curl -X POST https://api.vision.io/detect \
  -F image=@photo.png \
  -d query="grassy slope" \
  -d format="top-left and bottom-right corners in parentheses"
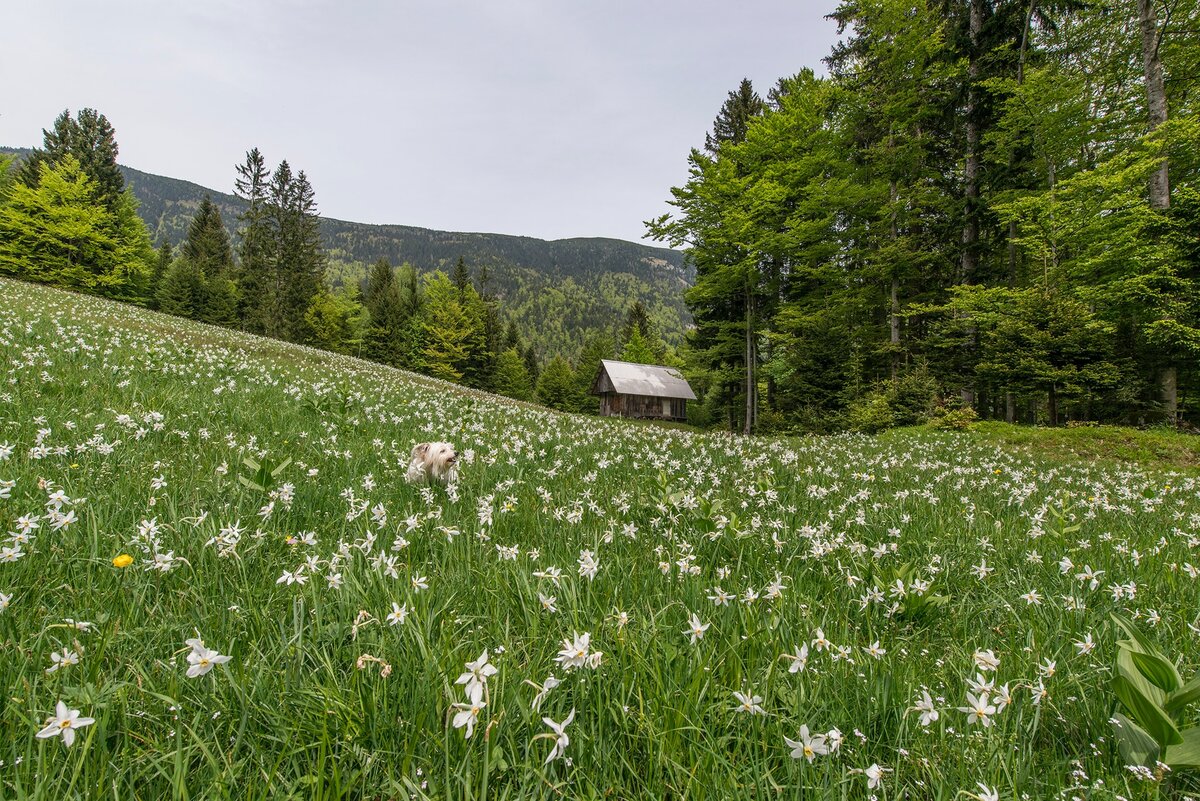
top-left (2, 278), bottom-right (1200, 799)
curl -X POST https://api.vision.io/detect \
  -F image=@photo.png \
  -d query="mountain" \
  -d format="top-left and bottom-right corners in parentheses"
top-left (0, 148), bottom-right (691, 356)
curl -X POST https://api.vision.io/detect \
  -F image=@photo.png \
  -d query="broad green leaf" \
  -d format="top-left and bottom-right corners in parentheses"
top-left (1117, 648), bottom-right (1166, 706)
top-left (1131, 650), bottom-right (1183, 693)
top-left (1165, 726), bottom-right (1200, 769)
top-left (1112, 713), bottom-right (1159, 767)
top-left (1166, 672), bottom-right (1200, 715)
top-left (1112, 673), bottom-right (1182, 747)
top-left (1112, 613), bottom-right (1169, 663)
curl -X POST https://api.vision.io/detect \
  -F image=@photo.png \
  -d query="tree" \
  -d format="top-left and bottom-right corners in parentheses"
top-left (362, 258), bottom-right (408, 365)
top-left (19, 109), bottom-right (124, 212)
top-left (149, 242), bottom-right (173, 308)
top-left (452, 256), bottom-right (471, 295)
top-left (419, 271), bottom-right (474, 382)
top-left (306, 287), bottom-right (365, 354)
top-left (536, 355), bottom-right (581, 411)
top-left (620, 325), bottom-right (659, 365)
top-left (0, 156), bottom-right (146, 297)
top-left (491, 348), bottom-right (534, 401)
top-left (156, 257), bottom-right (206, 319)
top-left (234, 148), bottom-right (273, 333)
top-left (574, 331), bottom-right (615, 412)
top-left (704, 79), bottom-right (765, 155)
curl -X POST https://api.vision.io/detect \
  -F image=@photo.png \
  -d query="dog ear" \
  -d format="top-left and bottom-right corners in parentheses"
top-left (412, 443), bottom-right (429, 459)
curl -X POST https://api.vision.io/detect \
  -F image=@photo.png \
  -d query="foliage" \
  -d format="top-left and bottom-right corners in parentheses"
top-left (1109, 613), bottom-right (1200, 770)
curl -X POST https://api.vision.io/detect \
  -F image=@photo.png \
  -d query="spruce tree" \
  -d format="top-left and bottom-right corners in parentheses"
top-left (149, 242), bottom-right (173, 309)
top-left (536, 355), bottom-right (581, 411)
top-left (703, 79), bottom-right (765, 155)
top-left (19, 109), bottom-right (124, 212)
top-left (234, 148), bottom-right (272, 333)
top-left (363, 259), bottom-right (407, 365)
top-left (156, 257), bottom-right (206, 319)
top-left (491, 347), bottom-right (534, 401)
top-left (452, 256), bottom-right (471, 295)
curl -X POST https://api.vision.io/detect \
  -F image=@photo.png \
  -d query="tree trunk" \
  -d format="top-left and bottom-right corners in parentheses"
top-left (743, 289), bottom-right (755, 436)
top-left (1137, 0), bottom-right (1177, 424)
top-left (890, 181), bottom-right (902, 380)
top-left (1138, 0), bottom-right (1170, 209)
top-left (960, 0), bottom-right (984, 285)
top-left (1005, 392), bottom-right (1015, 423)
top-left (958, 0), bottom-right (984, 411)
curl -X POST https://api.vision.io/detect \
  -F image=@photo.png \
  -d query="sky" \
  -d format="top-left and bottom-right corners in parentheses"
top-left (1, 1), bottom-right (841, 244)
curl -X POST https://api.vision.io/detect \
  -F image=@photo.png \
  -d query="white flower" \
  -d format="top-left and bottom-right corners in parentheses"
top-left (733, 690), bottom-right (765, 715)
top-left (974, 783), bottom-right (999, 801)
top-left (864, 763), bottom-right (887, 790)
top-left (555, 631), bottom-right (601, 671)
top-left (972, 649), bottom-right (999, 672)
top-left (1074, 632), bottom-right (1095, 656)
top-left (784, 725), bottom-right (829, 762)
top-left (910, 689), bottom-right (939, 727)
top-left (784, 644), bottom-right (809, 673)
top-left (46, 647), bottom-right (80, 674)
top-left (540, 708), bottom-right (575, 764)
top-left (529, 675), bottom-right (561, 712)
top-left (958, 692), bottom-right (996, 727)
top-left (186, 642), bottom-right (232, 678)
top-left (386, 602), bottom-right (408, 626)
top-left (36, 701), bottom-right (95, 747)
top-left (456, 650), bottom-right (498, 702)
top-left (684, 613), bottom-right (710, 644)
top-left (452, 698), bottom-right (485, 738)
top-left (0, 591), bottom-right (11, 612)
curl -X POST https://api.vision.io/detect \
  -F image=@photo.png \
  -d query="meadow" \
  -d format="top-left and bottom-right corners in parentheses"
top-left (1, 277), bottom-right (1199, 800)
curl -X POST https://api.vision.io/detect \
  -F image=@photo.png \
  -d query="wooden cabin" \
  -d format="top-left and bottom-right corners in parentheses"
top-left (590, 359), bottom-right (696, 422)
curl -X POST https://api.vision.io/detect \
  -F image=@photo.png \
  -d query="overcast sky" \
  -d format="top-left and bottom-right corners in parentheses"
top-left (1, 1), bottom-right (841, 244)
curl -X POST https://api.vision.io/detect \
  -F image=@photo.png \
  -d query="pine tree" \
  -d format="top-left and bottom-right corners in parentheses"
top-left (704, 79), bottom-right (765, 155)
top-left (149, 242), bottom-right (173, 309)
top-left (19, 109), bottom-right (124, 212)
top-left (363, 259), bottom-right (407, 365)
top-left (234, 148), bottom-right (273, 333)
top-left (620, 325), bottom-right (659, 364)
top-left (452, 256), bottom-right (471, 295)
top-left (491, 347), bottom-right (534, 401)
top-left (523, 343), bottom-right (541, 385)
top-left (574, 331), bottom-right (615, 413)
top-left (156, 257), bottom-right (206, 319)
top-left (536, 355), bottom-right (581, 411)
top-left (182, 196), bottom-right (235, 279)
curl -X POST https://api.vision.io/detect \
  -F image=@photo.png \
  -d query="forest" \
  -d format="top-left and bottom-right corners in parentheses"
top-left (0, 119), bottom-right (674, 416)
top-left (651, 0), bottom-right (1200, 432)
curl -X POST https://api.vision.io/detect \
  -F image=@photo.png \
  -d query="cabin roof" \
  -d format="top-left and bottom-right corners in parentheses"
top-left (592, 359), bottom-right (697, 400)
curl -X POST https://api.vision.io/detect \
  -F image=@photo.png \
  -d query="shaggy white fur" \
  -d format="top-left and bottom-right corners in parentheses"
top-left (405, 441), bottom-right (459, 484)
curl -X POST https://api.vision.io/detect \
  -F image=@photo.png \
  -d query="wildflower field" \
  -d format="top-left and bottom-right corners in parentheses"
top-left (2, 278), bottom-right (1200, 800)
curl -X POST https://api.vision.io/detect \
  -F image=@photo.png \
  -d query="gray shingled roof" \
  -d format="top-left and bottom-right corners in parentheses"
top-left (596, 359), bottom-right (697, 400)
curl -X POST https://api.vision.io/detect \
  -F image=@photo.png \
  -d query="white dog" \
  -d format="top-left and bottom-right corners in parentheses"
top-left (405, 441), bottom-right (459, 484)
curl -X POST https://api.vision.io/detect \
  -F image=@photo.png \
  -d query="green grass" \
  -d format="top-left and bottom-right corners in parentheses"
top-left (2, 277), bottom-right (1200, 800)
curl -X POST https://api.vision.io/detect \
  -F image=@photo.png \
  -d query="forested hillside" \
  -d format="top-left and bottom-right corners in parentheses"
top-left (7, 148), bottom-right (691, 356)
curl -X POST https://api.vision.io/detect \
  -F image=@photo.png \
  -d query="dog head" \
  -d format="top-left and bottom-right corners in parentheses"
top-left (413, 441), bottom-right (457, 481)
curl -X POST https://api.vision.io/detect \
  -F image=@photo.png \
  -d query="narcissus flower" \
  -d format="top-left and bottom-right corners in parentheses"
top-left (36, 701), bottom-right (95, 747)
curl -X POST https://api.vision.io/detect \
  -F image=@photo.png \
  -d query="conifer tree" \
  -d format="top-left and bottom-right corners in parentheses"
top-left (452, 256), bottom-right (471, 295)
top-left (536, 355), bottom-right (581, 411)
top-left (234, 148), bottom-right (273, 333)
top-left (19, 109), bottom-right (124, 212)
top-left (491, 347), bottom-right (534, 401)
top-left (363, 258), bottom-right (407, 365)
top-left (149, 242), bottom-right (173, 309)
top-left (156, 257), bottom-right (206, 319)
top-left (419, 271), bottom-right (473, 381)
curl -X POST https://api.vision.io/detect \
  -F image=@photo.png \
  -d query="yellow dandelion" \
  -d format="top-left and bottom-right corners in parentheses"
top-left (112, 554), bottom-right (134, 568)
